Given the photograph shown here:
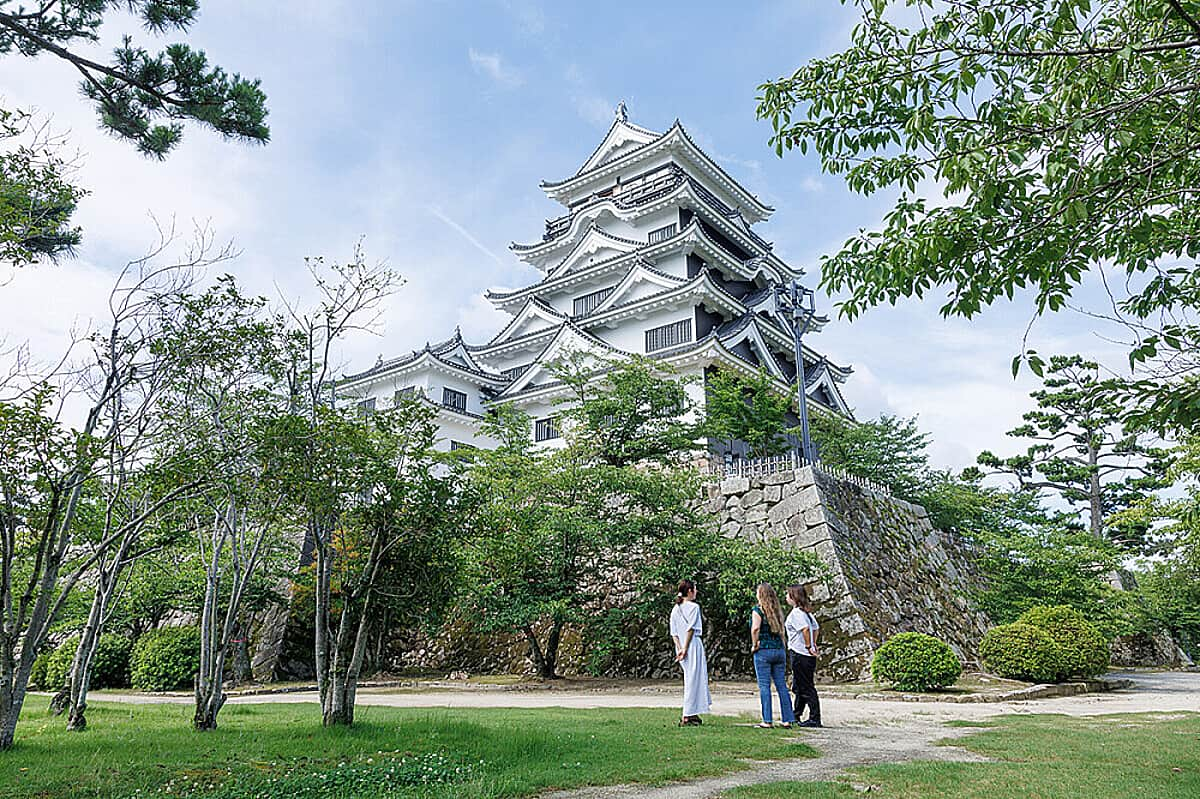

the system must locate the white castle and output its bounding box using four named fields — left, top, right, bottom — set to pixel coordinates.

left=341, top=107, right=852, bottom=454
